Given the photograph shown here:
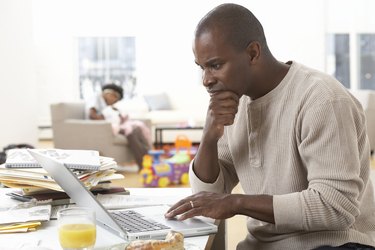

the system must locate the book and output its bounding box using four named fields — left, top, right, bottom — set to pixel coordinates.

left=0, top=177, right=64, bottom=191
left=0, top=173, right=123, bottom=192
left=99, top=156, right=118, bottom=170
left=5, top=148, right=101, bottom=170
left=32, top=186, right=128, bottom=200
left=0, top=165, right=54, bottom=182
left=0, top=163, right=124, bottom=193
left=7, top=186, right=129, bottom=206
